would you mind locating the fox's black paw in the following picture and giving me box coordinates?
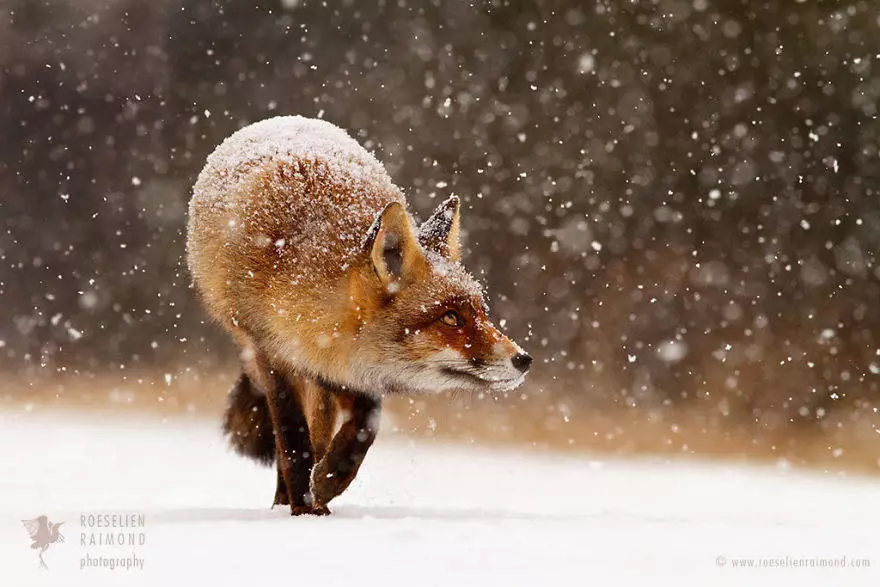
[310,463,349,505]
[311,503,331,516]
[291,504,331,516]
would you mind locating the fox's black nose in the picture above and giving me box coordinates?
[511,352,533,373]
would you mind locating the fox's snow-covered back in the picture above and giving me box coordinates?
[188,115,407,304]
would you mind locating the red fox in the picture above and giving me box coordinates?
[187,116,531,515]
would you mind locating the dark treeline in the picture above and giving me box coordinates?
[2,0,878,445]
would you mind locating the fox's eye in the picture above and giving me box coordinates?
[440,311,462,327]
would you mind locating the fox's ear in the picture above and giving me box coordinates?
[417,195,461,261]
[363,202,427,289]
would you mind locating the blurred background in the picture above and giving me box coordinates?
[2,0,879,471]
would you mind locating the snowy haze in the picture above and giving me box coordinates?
[1,412,877,586]
[2,1,879,470]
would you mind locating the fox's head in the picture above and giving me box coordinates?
[344,196,532,395]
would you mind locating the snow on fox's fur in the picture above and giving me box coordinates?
[188,116,530,397]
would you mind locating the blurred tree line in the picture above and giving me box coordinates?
[1,0,878,446]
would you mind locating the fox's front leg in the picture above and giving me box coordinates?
[310,391,380,508]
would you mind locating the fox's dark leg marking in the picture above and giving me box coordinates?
[273,465,289,507]
[310,390,381,508]
[258,362,320,515]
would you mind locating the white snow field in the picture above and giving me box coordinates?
[1,411,878,586]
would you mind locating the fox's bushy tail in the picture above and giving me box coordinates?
[222,373,275,465]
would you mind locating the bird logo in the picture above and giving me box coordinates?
[22,515,65,569]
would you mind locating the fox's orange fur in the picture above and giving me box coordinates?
[187,116,531,514]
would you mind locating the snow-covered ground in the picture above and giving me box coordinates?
[1,411,877,586]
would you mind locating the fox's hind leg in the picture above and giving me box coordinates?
[273,466,289,507]
[272,377,337,513]
[310,389,380,508]
[252,356,321,515]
